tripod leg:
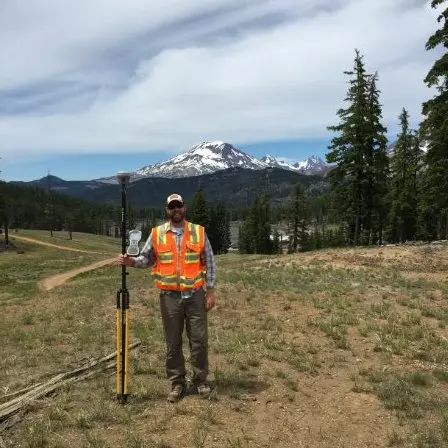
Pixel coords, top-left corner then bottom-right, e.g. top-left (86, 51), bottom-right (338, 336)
top-left (121, 297), bottom-right (127, 400)
top-left (124, 305), bottom-right (129, 396)
top-left (116, 290), bottom-right (122, 400)
top-left (117, 289), bottom-right (129, 403)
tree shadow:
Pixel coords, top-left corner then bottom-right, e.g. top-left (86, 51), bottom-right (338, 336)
top-left (0, 240), bottom-right (19, 253)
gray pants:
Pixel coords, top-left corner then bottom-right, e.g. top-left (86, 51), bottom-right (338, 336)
top-left (159, 288), bottom-right (208, 385)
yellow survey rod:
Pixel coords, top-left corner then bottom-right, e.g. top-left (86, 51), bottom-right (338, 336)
top-left (116, 288), bottom-right (129, 401)
top-left (116, 171), bottom-right (131, 403)
top-left (116, 307), bottom-right (121, 394)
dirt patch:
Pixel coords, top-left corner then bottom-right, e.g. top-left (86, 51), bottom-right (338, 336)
top-left (7, 235), bottom-right (117, 291)
top-left (262, 245), bottom-right (448, 281)
top-left (10, 235), bottom-right (106, 254)
top-left (38, 258), bottom-right (117, 291)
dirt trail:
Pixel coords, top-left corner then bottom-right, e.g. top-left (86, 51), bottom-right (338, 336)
top-left (12, 235), bottom-right (107, 254)
top-left (38, 258), bottom-right (116, 291)
top-left (11, 235), bottom-right (117, 291)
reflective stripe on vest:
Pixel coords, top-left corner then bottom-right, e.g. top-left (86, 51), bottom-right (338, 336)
top-left (151, 221), bottom-right (205, 291)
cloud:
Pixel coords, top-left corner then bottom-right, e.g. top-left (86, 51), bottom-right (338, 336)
top-left (0, 0), bottom-right (442, 159)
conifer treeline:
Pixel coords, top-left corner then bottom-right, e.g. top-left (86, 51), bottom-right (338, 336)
top-left (0, 182), bottom-right (160, 242)
top-left (185, 186), bottom-right (231, 255)
top-left (325, 0), bottom-right (447, 245)
top-left (239, 0), bottom-right (447, 254)
top-left (1, 1), bottom-right (446, 254)
top-left (419, 0), bottom-right (448, 240)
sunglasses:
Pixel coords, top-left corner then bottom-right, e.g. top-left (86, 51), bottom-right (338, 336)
top-left (167, 201), bottom-right (184, 210)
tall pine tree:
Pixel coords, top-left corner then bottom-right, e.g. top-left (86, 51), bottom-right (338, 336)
top-left (387, 109), bottom-right (423, 242)
top-left (240, 197), bottom-right (258, 253)
top-left (286, 183), bottom-right (310, 252)
top-left (327, 49), bottom-right (370, 245)
top-left (326, 50), bottom-right (388, 246)
top-left (216, 201), bottom-right (231, 254)
top-left (419, 0), bottom-right (448, 240)
top-left (188, 186), bottom-right (210, 228)
top-left (256, 193), bottom-right (273, 254)
top-left (365, 72), bottom-right (389, 245)
top-left (239, 193), bottom-right (273, 254)
top-left (0, 192), bottom-right (8, 246)
top-left (208, 201), bottom-right (231, 254)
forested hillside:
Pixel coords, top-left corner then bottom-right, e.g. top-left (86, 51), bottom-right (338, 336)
top-left (12, 167), bottom-right (326, 208)
top-left (0, 181), bottom-right (161, 242)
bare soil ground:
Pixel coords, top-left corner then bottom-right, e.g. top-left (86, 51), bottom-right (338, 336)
top-left (11, 235), bottom-right (107, 254)
top-left (38, 258), bottom-right (117, 291)
top-left (2, 239), bottom-right (448, 447)
top-left (263, 244), bottom-right (448, 280)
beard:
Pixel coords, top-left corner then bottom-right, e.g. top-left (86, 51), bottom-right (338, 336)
top-left (169, 210), bottom-right (184, 223)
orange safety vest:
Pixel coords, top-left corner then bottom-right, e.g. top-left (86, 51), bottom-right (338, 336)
top-left (151, 221), bottom-right (206, 291)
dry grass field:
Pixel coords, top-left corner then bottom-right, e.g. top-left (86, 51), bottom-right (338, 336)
top-left (1, 230), bottom-right (448, 447)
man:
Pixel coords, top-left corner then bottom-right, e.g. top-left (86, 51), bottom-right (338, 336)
top-left (116, 193), bottom-right (216, 403)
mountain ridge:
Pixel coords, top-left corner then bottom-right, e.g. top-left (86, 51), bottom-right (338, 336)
top-left (94, 141), bottom-right (331, 184)
top-left (11, 166), bottom-right (328, 208)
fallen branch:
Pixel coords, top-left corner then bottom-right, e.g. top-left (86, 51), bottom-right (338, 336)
top-left (0, 383), bottom-right (43, 402)
top-left (0, 340), bottom-right (141, 432)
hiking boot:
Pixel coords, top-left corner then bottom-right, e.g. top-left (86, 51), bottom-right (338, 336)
top-left (196, 382), bottom-right (211, 398)
top-left (167, 382), bottom-right (184, 403)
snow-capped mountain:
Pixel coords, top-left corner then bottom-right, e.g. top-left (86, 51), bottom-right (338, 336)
top-left (259, 154), bottom-right (298, 172)
top-left (95, 141), bottom-right (331, 183)
top-left (293, 155), bottom-right (331, 175)
top-left (136, 141), bottom-right (267, 179)
top-left (260, 154), bottom-right (331, 176)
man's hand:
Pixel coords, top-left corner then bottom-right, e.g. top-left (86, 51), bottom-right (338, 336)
top-left (205, 288), bottom-right (216, 312)
top-left (116, 254), bottom-right (134, 266)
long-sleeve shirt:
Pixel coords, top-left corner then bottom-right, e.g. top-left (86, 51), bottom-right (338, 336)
top-left (132, 223), bottom-right (216, 295)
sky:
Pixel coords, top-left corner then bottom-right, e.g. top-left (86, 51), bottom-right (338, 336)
top-left (0, 0), bottom-right (443, 181)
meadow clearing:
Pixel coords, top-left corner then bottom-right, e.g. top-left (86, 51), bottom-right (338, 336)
top-left (1, 230), bottom-right (448, 447)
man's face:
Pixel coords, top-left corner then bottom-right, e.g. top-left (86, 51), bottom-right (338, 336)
top-left (166, 201), bottom-right (186, 223)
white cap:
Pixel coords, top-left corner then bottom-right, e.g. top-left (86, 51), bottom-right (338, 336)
top-left (166, 193), bottom-right (184, 205)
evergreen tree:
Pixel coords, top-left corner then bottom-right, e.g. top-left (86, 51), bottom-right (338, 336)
top-left (327, 49), bottom-right (371, 245)
top-left (215, 201), bottom-right (231, 254)
top-left (288, 184), bottom-right (300, 252)
top-left (127, 204), bottom-right (136, 231)
top-left (256, 193), bottom-right (273, 254)
top-left (0, 181), bottom-right (125, 236)
top-left (309, 226), bottom-right (323, 251)
top-left (188, 186), bottom-right (210, 228)
top-left (207, 205), bottom-right (219, 252)
top-left (419, 0), bottom-right (448, 240)
top-left (140, 221), bottom-right (151, 242)
top-left (0, 192), bottom-right (8, 246)
top-left (365, 72), bottom-right (389, 245)
top-left (387, 109), bottom-right (423, 242)
top-left (326, 50), bottom-right (388, 246)
top-left (271, 228), bottom-right (281, 254)
top-left (224, 214), bottom-right (231, 253)
top-left (207, 201), bottom-right (231, 254)
top-left (298, 214), bottom-right (310, 252)
top-left (286, 183), bottom-right (310, 252)
top-left (238, 224), bottom-right (245, 253)
top-left (44, 202), bottom-right (54, 236)
top-left (64, 213), bottom-right (75, 240)
top-left (241, 197), bottom-right (259, 253)
top-left (239, 193), bottom-right (273, 254)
